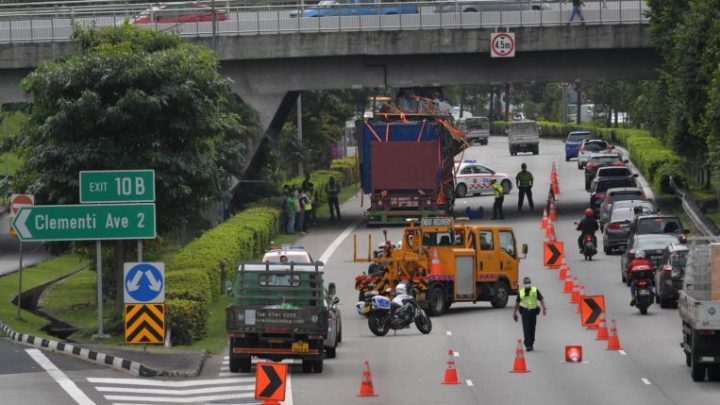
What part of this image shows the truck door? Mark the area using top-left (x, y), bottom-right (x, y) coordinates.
top-left (454, 254), bottom-right (475, 301)
top-left (498, 230), bottom-right (519, 291)
top-left (475, 228), bottom-right (500, 276)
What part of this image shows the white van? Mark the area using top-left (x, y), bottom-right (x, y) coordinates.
top-left (507, 120), bottom-right (539, 156)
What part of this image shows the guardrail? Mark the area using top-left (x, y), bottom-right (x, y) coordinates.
top-left (668, 176), bottom-right (719, 237)
top-left (0, 1), bottom-right (649, 44)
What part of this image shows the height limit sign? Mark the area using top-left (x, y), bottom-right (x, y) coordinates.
top-left (491, 32), bottom-right (515, 58)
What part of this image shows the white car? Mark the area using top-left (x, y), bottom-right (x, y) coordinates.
top-left (454, 160), bottom-right (513, 198)
top-left (577, 139), bottom-right (619, 169)
top-left (262, 246), bottom-right (313, 264)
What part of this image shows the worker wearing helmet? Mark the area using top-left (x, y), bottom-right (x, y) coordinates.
top-left (627, 250), bottom-right (654, 306)
top-left (576, 208), bottom-right (599, 253)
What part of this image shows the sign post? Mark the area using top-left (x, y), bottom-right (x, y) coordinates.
top-left (10, 194), bottom-right (33, 321)
top-left (255, 362), bottom-right (288, 402)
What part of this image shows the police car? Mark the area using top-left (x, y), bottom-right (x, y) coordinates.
top-left (262, 246), bottom-right (313, 264)
top-left (454, 160), bottom-right (513, 198)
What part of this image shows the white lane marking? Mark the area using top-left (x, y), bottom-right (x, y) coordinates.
top-left (619, 350), bottom-right (627, 356)
top-left (318, 217), bottom-right (362, 263)
top-left (641, 378), bottom-right (652, 385)
top-left (453, 351), bottom-right (459, 357)
top-left (26, 349), bottom-right (96, 405)
top-left (220, 366), bottom-right (230, 372)
top-left (104, 393), bottom-right (255, 403)
top-left (87, 377), bottom-right (252, 387)
top-left (466, 379), bottom-right (474, 387)
top-left (96, 385), bottom-right (253, 395)
top-left (446, 330), bottom-right (452, 336)
top-left (282, 372), bottom-right (294, 405)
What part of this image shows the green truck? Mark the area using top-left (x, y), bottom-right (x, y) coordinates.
top-left (226, 263), bottom-right (331, 373)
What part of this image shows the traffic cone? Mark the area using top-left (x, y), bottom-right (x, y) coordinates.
top-left (545, 221), bottom-right (555, 241)
top-left (442, 350), bottom-right (460, 385)
top-left (595, 316), bottom-right (609, 340)
top-left (558, 262), bottom-right (569, 280)
top-left (606, 319), bottom-right (622, 351)
top-left (549, 201), bottom-right (557, 221)
top-left (430, 248), bottom-right (441, 275)
top-left (510, 339), bottom-right (530, 373)
top-left (562, 273), bottom-right (574, 293)
top-left (541, 209), bottom-right (549, 229)
top-left (357, 360), bottom-right (378, 397)
top-left (576, 285), bottom-right (585, 313)
top-left (570, 284), bottom-right (580, 304)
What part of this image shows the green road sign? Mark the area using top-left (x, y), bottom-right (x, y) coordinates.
top-left (80, 170), bottom-right (155, 203)
top-left (12, 204), bottom-right (156, 241)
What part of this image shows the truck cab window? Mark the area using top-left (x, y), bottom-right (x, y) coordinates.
top-left (499, 231), bottom-right (516, 257)
top-left (480, 231), bottom-right (493, 251)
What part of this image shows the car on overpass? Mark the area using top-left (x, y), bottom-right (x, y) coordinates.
top-left (289, 0), bottom-right (419, 18)
top-left (434, 0), bottom-right (550, 13)
top-left (131, 2), bottom-right (228, 24)
top-left (453, 160), bottom-right (513, 197)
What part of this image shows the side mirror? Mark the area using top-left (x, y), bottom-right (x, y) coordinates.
top-left (521, 243), bottom-right (528, 259)
top-left (328, 282), bottom-right (336, 296)
top-left (332, 296), bottom-right (340, 305)
top-left (624, 159), bottom-right (629, 164)
top-left (632, 173), bottom-right (639, 178)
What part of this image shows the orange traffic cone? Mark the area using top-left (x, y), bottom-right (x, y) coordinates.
top-left (442, 350), bottom-right (460, 385)
top-left (576, 285), bottom-right (585, 313)
top-left (595, 316), bottom-right (609, 340)
top-left (430, 248), bottom-right (441, 275)
top-left (558, 262), bottom-right (569, 280)
top-left (562, 273), bottom-right (574, 293)
top-left (570, 284), bottom-right (580, 304)
top-left (357, 360), bottom-right (378, 397)
top-left (606, 319), bottom-right (622, 351)
top-left (545, 222), bottom-right (556, 241)
top-left (541, 209), bottom-right (549, 229)
top-left (549, 201), bottom-right (557, 221)
top-left (510, 339), bottom-right (530, 373)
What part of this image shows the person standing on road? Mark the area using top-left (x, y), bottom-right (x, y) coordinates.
top-left (285, 189), bottom-right (297, 234)
top-left (299, 188), bottom-right (312, 233)
top-left (515, 163), bottom-right (534, 211)
top-left (326, 176), bottom-right (341, 220)
top-left (513, 276), bottom-right (548, 352)
top-left (491, 179), bottom-right (505, 220)
top-left (566, 0), bottom-right (585, 23)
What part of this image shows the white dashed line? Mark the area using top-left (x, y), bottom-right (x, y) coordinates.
top-left (618, 350), bottom-right (627, 356)
top-left (641, 378), bottom-right (651, 385)
top-left (466, 379), bottom-right (474, 387)
top-left (446, 330), bottom-right (452, 336)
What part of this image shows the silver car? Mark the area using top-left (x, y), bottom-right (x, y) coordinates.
top-left (600, 199), bottom-right (655, 232)
top-left (603, 207), bottom-right (635, 254)
top-left (324, 282), bottom-right (342, 358)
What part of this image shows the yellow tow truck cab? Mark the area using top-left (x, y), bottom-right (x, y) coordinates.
top-left (355, 217), bottom-right (527, 316)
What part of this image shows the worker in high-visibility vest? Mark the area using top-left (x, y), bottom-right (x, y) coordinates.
top-left (491, 179), bottom-right (505, 220)
top-left (513, 276), bottom-right (548, 352)
top-left (515, 163), bottom-right (534, 211)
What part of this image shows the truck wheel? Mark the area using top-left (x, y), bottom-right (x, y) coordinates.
top-left (337, 322), bottom-right (342, 343)
top-left (707, 365), bottom-right (720, 381)
top-left (491, 281), bottom-right (510, 308)
top-left (565, 156), bottom-right (570, 162)
top-left (456, 183), bottom-right (468, 198)
top-left (691, 357), bottom-right (707, 382)
top-left (302, 359), bottom-right (313, 373)
top-left (427, 287), bottom-right (447, 316)
top-left (533, 147), bottom-right (539, 155)
top-left (325, 345), bottom-right (336, 359)
top-left (501, 180), bottom-right (512, 194)
top-left (230, 355), bottom-right (251, 373)
top-left (313, 359), bottom-right (324, 373)
top-left (686, 352), bottom-right (691, 367)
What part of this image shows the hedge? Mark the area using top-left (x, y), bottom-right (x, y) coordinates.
top-left (165, 156), bottom-right (358, 345)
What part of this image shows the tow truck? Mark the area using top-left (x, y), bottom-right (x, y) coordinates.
top-left (354, 217), bottom-right (527, 316)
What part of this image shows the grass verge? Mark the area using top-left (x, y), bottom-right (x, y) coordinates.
top-left (17, 182), bottom-right (359, 354)
top-left (0, 255), bottom-right (86, 339)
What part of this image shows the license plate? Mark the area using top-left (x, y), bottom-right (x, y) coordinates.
top-left (292, 342), bottom-right (309, 353)
top-left (639, 290), bottom-right (650, 296)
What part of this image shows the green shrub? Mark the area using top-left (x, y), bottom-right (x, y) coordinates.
top-left (165, 270), bottom-right (212, 304)
top-left (167, 298), bottom-right (208, 345)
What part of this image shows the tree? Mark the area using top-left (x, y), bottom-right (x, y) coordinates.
top-left (4, 24), bottom-right (249, 313)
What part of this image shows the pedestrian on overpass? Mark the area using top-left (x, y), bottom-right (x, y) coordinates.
top-left (491, 179), bottom-right (505, 220)
top-left (565, 0), bottom-right (585, 24)
top-left (326, 176), bottom-right (341, 221)
top-left (513, 276), bottom-right (548, 352)
top-left (515, 163), bottom-right (534, 211)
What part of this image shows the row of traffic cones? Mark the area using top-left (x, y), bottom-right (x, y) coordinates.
top-left (358, 342), bottom-right (534, 397)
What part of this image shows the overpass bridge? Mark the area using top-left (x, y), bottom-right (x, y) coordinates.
top-left (0, 1), bottom-right (657, 171)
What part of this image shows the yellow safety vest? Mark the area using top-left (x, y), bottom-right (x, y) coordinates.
top-left (519, 287), bottom-right (538, 310)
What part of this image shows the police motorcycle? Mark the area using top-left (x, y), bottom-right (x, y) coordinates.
top-left (356, 282), bottom-right (432, 336)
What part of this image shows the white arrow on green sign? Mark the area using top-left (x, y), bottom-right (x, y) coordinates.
top-left (12, 204), bottom-right (156, 241)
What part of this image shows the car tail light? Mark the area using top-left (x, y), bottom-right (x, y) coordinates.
top-left (697, 330), bottom-right (716, 336)
top-left (608, 223), bottom-right (621, 230)
top-left (628, 250), bottom-right (636, 259)
top-left (586, 163), bottom-right (598, 170)
top-left (613, 162), bottom-right (625, 166)
top-left (638, 280), bottom-right (648, 286)
top-left (594, 194), bottom-right (605, 201)
top-left (662, 265), bottom-right (672, 275)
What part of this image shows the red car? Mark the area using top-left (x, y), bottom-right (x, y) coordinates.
top-left (132, 2), bottom-right (228, 24)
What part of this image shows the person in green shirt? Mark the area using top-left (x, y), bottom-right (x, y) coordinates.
top-left (491, 179), bottom-right (505, 220)
top-left (515, 163), bottom-right (534, 211)
top-left (325, 176), bottom-right (341, 220)
top-left (285, 190), bottom-right (297, 234)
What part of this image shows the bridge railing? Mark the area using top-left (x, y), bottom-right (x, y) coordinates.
top-left (0, 1), bottom-right (650, 44)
